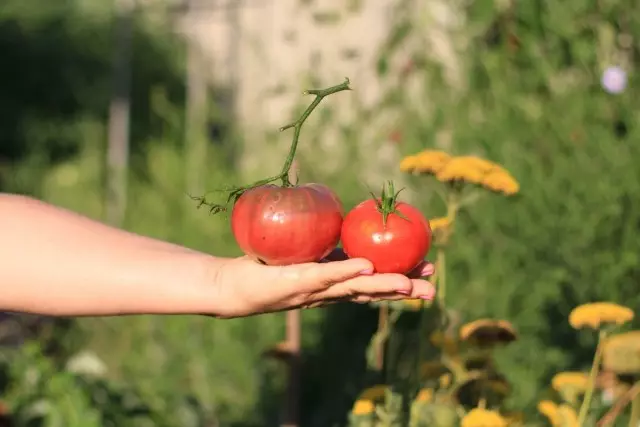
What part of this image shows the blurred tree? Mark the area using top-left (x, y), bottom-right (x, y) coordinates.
top-left (0, 0), bottom-right (185, 195)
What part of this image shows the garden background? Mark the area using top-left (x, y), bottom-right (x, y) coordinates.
top-left (0, 0), bottom-right (639, 426)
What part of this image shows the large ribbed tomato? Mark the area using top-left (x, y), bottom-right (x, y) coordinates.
top-left (231, 183), bottom-right (343, 265)
top-left (341, 197), bottom-right (432, 274)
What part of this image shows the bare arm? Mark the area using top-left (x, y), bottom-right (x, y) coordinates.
top-left (0, 193), bottom-right (220, 316)
top-left (0, 194), bottom-right (436, 318)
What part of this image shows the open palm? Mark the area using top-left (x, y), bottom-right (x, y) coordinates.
top-left (210, 249), bottom-right (436, 318)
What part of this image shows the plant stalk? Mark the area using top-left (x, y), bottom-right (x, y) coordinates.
top-left (192, 78), bottom-right (351, 211)
top-left (414, 298), bottom-right (428, 392)
top-left (279, 79), bottom-right (351, 187)
top-left (376, 304), bottom-right (389, 371)
top-left (630, 384), bottom-right (640, 427)
top-left (385, 309), bottom-right (401, 385)
top-left (436, 249), bottom-right (446, 307)
top-left (578, 330), bottom-right (607, 426)
top-left (596, 381), bottom-right (640, 427)
top-left (437, 191), bottom-right (459, 311)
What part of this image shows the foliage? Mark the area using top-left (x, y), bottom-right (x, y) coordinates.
top-left (2, 0), bottom-right (640, 426)
top-left (345, 150), bottom-right (638, 426)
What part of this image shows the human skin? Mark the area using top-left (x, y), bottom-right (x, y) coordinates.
top-left (0, 193), bottom-right (436, 318)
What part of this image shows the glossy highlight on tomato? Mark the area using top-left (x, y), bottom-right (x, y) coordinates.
top-left (341, 199), bottom-right (432, 274)
top-left (231, 183), bottom-right (344, 266)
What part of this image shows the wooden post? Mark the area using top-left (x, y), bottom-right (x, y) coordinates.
top-left (282, 309), bottom-right (301, 427)
top-left (376, 304), bottom-right (388, 370)
top-left (106, 0), bottom-right (134, 226)
top-left (184, 0), bottom-right (208, 198)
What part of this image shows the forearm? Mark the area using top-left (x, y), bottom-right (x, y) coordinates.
top-left (0, 193), bottom-right (222, 316)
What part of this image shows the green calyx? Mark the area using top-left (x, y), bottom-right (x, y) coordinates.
top-left (190, 78), bottom-right (351, 214)
top-left (370, 180), bottom-right (409, 227)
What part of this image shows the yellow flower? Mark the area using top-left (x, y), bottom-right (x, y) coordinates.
top-left (568, 302), bottom-right (634, 330)
top-left (459, 319), bottom-right (518, 346)
top-left (415, 388), bottom-right (433, 403)
top-left (399, 155), bottom-right (420, 173)
top-left (537, 400), bottom-right (560, 425)
top-left (537, 400), bottom-right (579, 427)
top-left (358, 384), bottom-right (387, 401)
top-left (453, 156), bottom-right (498, 173)
top-left (429, 216), bottom-right (452, 232)
top-left (551, 372), bottom-right (589, 394)
top-left (400, 150), bottom-right (452, 175)
top-left (602, 330), bottom-right (640, 374)
top-left (461, 408), bottom-right (507, 427)
top-left (480, 169), bottom-right (520, 195)
top-left (415, 150), bottom-right (452, 174)
top-left (436, 157), bottom-right (487, 184)
top-left (351, 399), bottom-right (375, 415)
top-left (432, 154), bottom-right (520, 195)
top-left (557, 404), bottom-right (579, 427)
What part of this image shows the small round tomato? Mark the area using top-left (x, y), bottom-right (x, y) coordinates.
top-left (341, 192), bottom-right (431, 274)
top-left (231, 183), bottom-right (343, 265)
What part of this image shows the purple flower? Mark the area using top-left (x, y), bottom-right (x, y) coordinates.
top-left (601, 66), bottom-right (627, 94)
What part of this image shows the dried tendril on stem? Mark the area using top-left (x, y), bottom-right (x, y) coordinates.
top-left (189, 78), bottom-right (352, 214)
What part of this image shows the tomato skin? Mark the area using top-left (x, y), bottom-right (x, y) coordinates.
top-left (340, 199), bottom-right (432, 274)
top-left (231, 183), bottom-right (343, 266)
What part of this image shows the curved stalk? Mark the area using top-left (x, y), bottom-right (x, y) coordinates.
top-left (578, 330), bottom-right (607, 426)
top-left (192, 78), bottom-right (351, 212)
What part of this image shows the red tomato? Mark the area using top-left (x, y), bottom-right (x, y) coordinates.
top-left (231, 183), bottom-right (343, 265)
top-left (341, 199), bottom-right (432, 274)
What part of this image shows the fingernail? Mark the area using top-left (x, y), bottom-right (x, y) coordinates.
top-left (420, 265), bottom-right (435, 277)
top-left (419, 288), bottom-right (436, 300)
top-left (360, 268), bottom-right (374, 275)
top-left (396, 290), bottom-right (411, 295)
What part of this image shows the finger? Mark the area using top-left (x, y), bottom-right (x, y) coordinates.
top-left (406, 261), bottom-right (435, 279)
top-left (296, 257), bottom-right (374, 291)
top-left (350, 292), bottom-right (413, 304)
top-left (406, 279), bottom-right (436, 301)
top-left (313, 273), bottom-right (416, 302)
top-left (339, 279), bottom-right (435, 303)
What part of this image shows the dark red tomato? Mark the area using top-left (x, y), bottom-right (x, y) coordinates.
top-left (341, 199), bottom-right (432, 274)
top-left (231, 183), bottom-right (343, 266)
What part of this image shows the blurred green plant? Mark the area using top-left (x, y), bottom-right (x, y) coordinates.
top-left (330, 0), bottom-right (640, 424)
top-left (3, 0), bottom-right (640, 425)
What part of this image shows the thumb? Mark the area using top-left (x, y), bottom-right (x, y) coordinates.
top-left (298, 258), bottom-right (374, 290)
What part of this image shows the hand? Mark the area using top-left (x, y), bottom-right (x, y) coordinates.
top-left (210, 249), bottom-right (436, 318)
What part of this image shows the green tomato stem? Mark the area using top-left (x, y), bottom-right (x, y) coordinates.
top-left (278, 78), bottom-right (351, 187)
top-left (371, 180), bottom-right (408, 227)
top-left (191, 78), bottom-right (351, 212)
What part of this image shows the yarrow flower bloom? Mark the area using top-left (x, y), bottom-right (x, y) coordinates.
top-left (601, 66), bottom-right (627, 94)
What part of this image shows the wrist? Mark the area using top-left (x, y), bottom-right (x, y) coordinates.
top-left (130, 249), bottom-right (227, 316)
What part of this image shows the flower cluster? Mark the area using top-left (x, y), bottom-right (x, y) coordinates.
top-left (400, 150), bottom-right (520, 196)
top-left (537, 302), bottom-right (636, 426)
top-left (349, 316), bottom-right (521, 426)
top-left (347, 148), bottom-right (639, 427)
top-left (461, 408), bottom-right (507, 427)
top-left (537, 400), bottom-right (579, 427)
top-left (568, 302), bottom-right (634, 330)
